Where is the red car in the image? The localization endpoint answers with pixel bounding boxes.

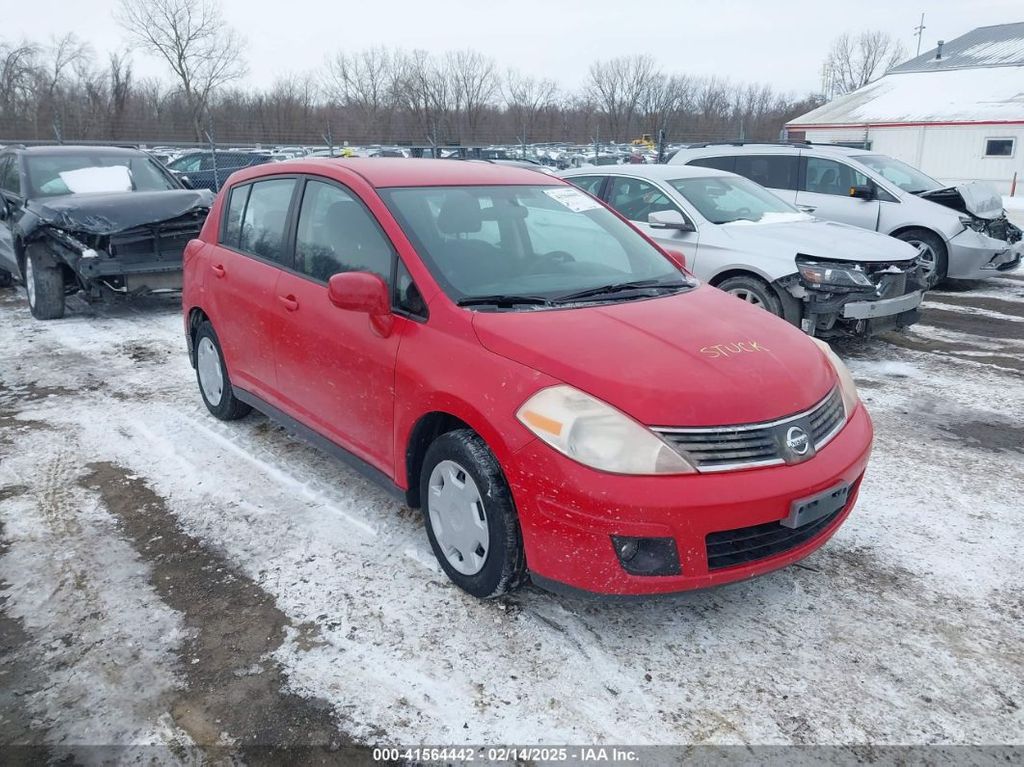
[182,159,872,598]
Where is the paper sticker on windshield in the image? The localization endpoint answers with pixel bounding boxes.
[544,187,602,212]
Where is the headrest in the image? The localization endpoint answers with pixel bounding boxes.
[437,190,482,234]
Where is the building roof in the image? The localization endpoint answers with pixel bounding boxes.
[789,22,1024,128]
[891,21,1024,73]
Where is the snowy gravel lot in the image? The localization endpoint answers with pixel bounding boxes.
[1,273,1023,758]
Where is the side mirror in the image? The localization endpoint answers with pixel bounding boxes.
[648,209,694,232]
[848,184,875,200]
[0,197,9,220]
[327,271,394,336]
[175,173,195,189]
[663,248,687,270]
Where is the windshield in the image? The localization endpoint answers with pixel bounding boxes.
[26,153,179,197]
[856,155,942,194]
[380,185,687,306]
[668,176,802,224]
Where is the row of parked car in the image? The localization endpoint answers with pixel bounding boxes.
[0,142,1019,599]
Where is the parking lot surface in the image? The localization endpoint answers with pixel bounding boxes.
[1,275,1022,755]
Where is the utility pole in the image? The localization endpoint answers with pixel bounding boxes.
[914,13,926,57]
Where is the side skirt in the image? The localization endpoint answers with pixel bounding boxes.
[233,387,407,502]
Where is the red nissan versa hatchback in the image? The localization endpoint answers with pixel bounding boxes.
[182,159,873,598]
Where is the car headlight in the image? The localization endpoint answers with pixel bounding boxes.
[516,385,695,475]
[959,214,987,233]
[810,338,860,416]
[797,261,874,289]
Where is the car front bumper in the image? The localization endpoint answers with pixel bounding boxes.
[506,403,873,596]
[947,230,1022,279]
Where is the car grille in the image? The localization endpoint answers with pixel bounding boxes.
[704,476,861,570]
[107,210,206,265]
[652,387,845,472]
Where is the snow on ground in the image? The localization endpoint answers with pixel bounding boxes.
[1,284,1023,750]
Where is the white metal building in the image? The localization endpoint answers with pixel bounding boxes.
[786,22,1024,193]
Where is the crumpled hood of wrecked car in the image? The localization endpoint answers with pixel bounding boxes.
[27,189,213,235]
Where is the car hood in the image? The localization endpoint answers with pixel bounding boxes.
[918,182,1003,219]
[26,189,214,235]
[472,286,836,427]
[718,218,919,262]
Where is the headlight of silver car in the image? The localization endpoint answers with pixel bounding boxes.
[797,261,874,289]
[810,338,860,416]
[516,385,696,475]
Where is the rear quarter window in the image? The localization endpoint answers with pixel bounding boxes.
[221,184,250,248]
[688,156,736,173]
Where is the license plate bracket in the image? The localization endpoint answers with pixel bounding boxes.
[782,482,850,529]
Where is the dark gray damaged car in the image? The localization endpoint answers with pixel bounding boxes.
[0,145,213,319]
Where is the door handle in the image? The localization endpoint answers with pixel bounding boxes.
[278,294,299,312]
[211,263,226,278]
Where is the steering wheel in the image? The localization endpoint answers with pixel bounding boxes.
[543,250,576,263]
[736,207,753,218]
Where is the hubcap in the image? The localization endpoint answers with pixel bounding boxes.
[196,337,224,406]
[25,258,35,307]
[728,287,763,307]
[907,240,937,282]
[427,460,489,576]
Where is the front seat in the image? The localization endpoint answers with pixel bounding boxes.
[435,191,504,293]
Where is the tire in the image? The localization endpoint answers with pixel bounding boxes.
[194,321,251,421]
[420,429,527,599]
[715,275,784,318]
[894,228,947,288]
[24,247,65,320]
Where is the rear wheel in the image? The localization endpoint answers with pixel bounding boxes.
[420,430,527,598]
[715,275,784,318]
[24,247,65,320]
[194,321,251,421]
[894,229,947,288]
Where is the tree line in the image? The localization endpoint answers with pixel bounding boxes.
[4,0,887,149]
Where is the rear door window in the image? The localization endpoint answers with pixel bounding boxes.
[0,156,19,195]
[734,155,798,190]
[238,178,296,262]
[566,175,606,197]
[606,177,679,222]
[688,156,736,172]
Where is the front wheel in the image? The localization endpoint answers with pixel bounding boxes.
[194,321,251,421]
[894,229,947,288]
[715,275,784,318]
[24,247,65,320]
[420,430,527,598]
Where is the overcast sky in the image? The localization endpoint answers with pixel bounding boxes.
[6,0,1022,95]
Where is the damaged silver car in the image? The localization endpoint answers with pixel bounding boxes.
[670,144,1022,287]
[0,145,213,319]
[561,164,926,338]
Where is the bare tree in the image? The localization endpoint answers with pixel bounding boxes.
[116,0,246,141]
[445,50,497,140]
[503,69,557,146]
[586,54,658,141]
[823,31,906,97]
[0,40,39,115]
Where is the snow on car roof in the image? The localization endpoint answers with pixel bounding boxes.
[788,65,1024,126]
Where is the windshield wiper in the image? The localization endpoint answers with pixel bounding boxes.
[457,294,552,308]
[553,279,684,304]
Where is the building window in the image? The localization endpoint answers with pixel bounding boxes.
[984,138,1015,158]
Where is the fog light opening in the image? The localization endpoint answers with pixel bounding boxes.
[610,535,681,576]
